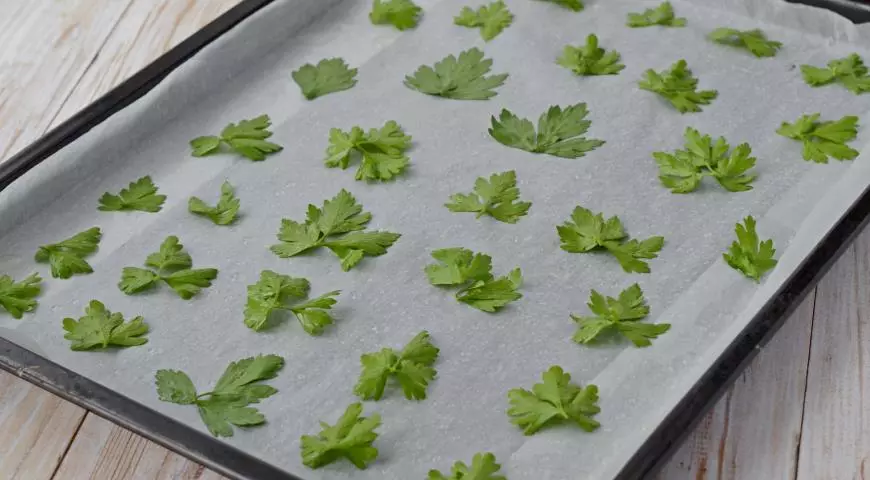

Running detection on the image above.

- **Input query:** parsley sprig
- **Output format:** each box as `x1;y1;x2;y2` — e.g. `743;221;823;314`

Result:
355;331;439;401
301;403;381;469
244;270;340;334
62;300;149;351
507;366;600;435
119;236;218;299
445;170;531;223
709;28;782;58
723;216;777;282
0;273;42;319
429;452;505;480
557;34;625;76
188;181;240;226
270;189;401;271
156;355;284;437
425;248;522;312
627;2;686;27
370;0;422;30
536;0;583;11
571;284;670;347
653;127;757;193
801;53;870;94
405;48;508;100
454;1;513;41
776;114;859;163
98;176;166;213
292;58;358;100
35;227;102;279
639;60;718;113
190;115;283;161
325;121;413;181
558;206;664;273
489;103;605;158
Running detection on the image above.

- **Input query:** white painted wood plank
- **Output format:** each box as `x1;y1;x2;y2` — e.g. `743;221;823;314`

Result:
658;292;815;479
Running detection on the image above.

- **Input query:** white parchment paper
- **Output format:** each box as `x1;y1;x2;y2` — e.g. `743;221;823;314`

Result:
1;0;870;478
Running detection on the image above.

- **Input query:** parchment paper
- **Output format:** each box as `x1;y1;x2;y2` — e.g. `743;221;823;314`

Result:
1;0;869;478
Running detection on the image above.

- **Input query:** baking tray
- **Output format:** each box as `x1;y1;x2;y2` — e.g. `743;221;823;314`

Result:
2;0;870;479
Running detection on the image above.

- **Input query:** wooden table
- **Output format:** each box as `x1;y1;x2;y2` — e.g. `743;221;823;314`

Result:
0;1;866;478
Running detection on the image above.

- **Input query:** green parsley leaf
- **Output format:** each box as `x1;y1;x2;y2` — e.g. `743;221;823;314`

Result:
270;189;400;271
405;48;508;100
535;0;583;11
723;216;777;282
301;402;381;469
558;206;664;273
776;113;859;163
507;365;600;435
709;28;782;58
118;236;217;299
98;176;166;213
638;60;718;113
445;170;531;223
653;127;757;193
557;34;625;76
292;58;358;100
354;331;439;401
0;273;42;319
370;0;421;30
801;53;870;94
62;300;148;351
428;452;506;480
244;270;339;334
425;247;522;312
188;181;241;226
325;121;412;181
627;2;686;27
190;115;283;161
454;1;513;41
155;354;284;437
35;227;102;279
489;103;605;158
570;284;670;347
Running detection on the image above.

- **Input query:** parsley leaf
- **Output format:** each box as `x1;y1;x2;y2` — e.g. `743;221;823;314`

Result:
445;170;531;223
62;300;148;351
723;216;777;282
653;127;757;193
98;176;166;212
405;48;508;100
801;53;870;94
507;366;600;435
190;115;283;161
536;0;583;11
156;354;284;437
301;402;381;469
709;28;782;58
627;2;686;27
425;247;522;312
325;121;412;181
570;284;670;347
428;452;505;480
0;273;42;319
558;206;664;273
119;236;217;299
638;60;718;113
557;34;625;76
270;189;400;271
489;103;605;158
292;58;358;100
454;1;513;41
776;113;859;163
354;331;439;401
35;227;102;279
370;0;421;30
244;270;339;334
188;181;240;226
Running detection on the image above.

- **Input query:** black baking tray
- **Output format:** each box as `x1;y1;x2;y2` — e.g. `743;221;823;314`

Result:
1;1;869;479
